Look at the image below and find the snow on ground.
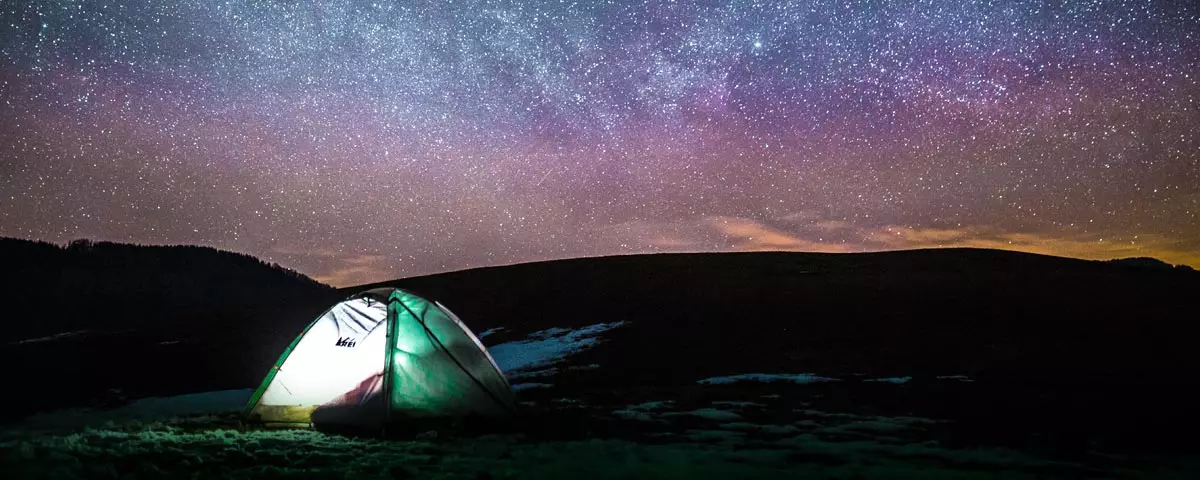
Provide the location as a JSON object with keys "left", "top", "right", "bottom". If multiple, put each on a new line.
{"left": 612, "top": 410, "right": 658, "bottom": 421}
{"left": 8, "top": 329, "right": 92, "bottom": 345}
{"left": 627, "top": 401, "right": 674, "bottom": 410}
{"left": 511, "top": 383, "right": 553, "bottom": 392}
{"left": 16, "top": 389, "right": 252, "bottom": 430}
{"left": 506, "top": 366, "right": 560, "bottom": 380}
{"left": 489, "top": 321, "right": 627, "bottom": 375}
{"left": 664, "top": 408, "right": 743, "bottom": 421}
{"left": 478, "top": 327, "right": 505, "bottom": 339}
{"left": 698, "top": 373, "right": 841, "bottom": 385}
{"left": 117, "top": 389, "right": 250, "bottom": 417}
{"left": 505, "top": 364, "right": 603, "bottom": 381}
{"left": 864, "top": 376, "right": 912, "bottom": 384}
{"left": 612, "top": 401, "right": 675, "bottom": 421}
{"left": 712, "top": 401, "right": 766, "bottom": 408}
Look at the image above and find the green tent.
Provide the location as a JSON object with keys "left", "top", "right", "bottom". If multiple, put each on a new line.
{"left": 243, "top": 288, "right": 516, "bottom": 429}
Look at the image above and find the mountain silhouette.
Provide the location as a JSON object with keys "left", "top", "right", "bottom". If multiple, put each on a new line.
{"left": 0, "top": 237, "right": 339, "bottom": 419}
{"left": 358, "top": 248, "right": 1199, "bottom": 385}
{"left": 2, "top": 239, "right": 1197, "bottom": 435}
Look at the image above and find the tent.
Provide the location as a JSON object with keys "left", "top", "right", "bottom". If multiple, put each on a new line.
{"left": 243, "top": 287, "right": 516, "bottom": 429}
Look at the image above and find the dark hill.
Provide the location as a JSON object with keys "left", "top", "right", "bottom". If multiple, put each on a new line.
{"left": 355, "top": 248, "right": 1200, "bottom": 454}
{"left": 0, "top": 237, "right": 334, "bottom": 341}
{"left": 0, "top": 237, "right": 339, "bottom": 419}
{"left": 356, "top": 248, "right": 1200, "bottom": 385}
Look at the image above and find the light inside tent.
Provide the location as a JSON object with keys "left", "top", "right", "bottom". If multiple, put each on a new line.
{"left": 254, "top": 298, "right": 387, "bottom": 409}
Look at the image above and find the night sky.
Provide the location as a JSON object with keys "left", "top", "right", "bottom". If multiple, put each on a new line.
{"left": 2, "top": 1, "right": 1197, "bottom": 286}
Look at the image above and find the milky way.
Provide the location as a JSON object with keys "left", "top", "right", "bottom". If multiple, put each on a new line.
{"left": 2, "top": 1, "right": 1198, "bottom": 285}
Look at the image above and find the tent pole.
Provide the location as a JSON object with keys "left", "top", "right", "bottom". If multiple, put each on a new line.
{"left": 393, "top": 297, "right": 518, "bottom": 415}
{"left": 381, "top": 295, "right": 399, "bottom": 436}
{"left": 241, "top": 303, "right": 337, "bottom": 424}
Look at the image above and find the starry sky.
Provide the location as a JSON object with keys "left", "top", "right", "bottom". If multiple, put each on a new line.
{"left": 2, "top": 0, "right": 1197, "bottom": 286}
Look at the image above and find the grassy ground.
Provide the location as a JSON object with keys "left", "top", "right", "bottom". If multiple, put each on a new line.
{"left": 4, "top": 387, "right": 1192, "bottom": 479}
{"left": 5, "top": 316, "right": 1198, "bottom": 479}
{"left": 0, "top": 416, "right": 1087, "bottom": 479}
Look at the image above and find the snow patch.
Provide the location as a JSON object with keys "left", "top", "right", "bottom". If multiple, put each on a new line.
{"left": 508, "top": 363, "right": 602, "bottom": 380}
{"left": 612, "top": 410, "right": 657, "bottom": 421}
{"left": 508, "top": 367, "right": 559, "bottom": 380}
{"left": 511, "top": 383, "right": 553, "bottom": 392}
{"left": 864, "top": 376, "right": 912, "bottom": 384}
{"left": 711, "top": 401, "right": 766, "bottom": 408}
{"left": 937, "top": 375, "right": 975, "bottom": 382}
{"left": 794, "top": 409, "right": 872, "bottom": 420}
{"left": 793, "top": 409, "right": 943, "bottom": 428}
{"left": 612, "top": 401, "right": 675, "bottom": 421}
{"left": 489, "top": 321, "right": 627, "bottom": 374}
{"left": 627, "top": 401, "right": 674, "bottom": 411}
{"left": 816, "top": 420, "right": 920, "bottom": 435}
{"left": 529, "top": 327, "right": 572, "bottom": 338}
{"left": 10, "top": 329, "right": 91, "bottom": 345}
{"left": 119, "top": 389, "right": 250, "bottom": 418}
{"left": 698, "top": 373, "right": 841, "bottom": 385}
{"left": 479, "top": 327, "right": 505, "bottom": 339}
{"left": 664, "top": 408, "right": 743, "bottom": 421}
{"left": 19, "top": 389, "right": 251, "bottom": 429}
{"left": 719, "top": 422, "right": 801, "bottom": 435}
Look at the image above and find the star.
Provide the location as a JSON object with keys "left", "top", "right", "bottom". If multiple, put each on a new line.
{"left": 0, "top": 0, "right": 1196, "bottom": 285}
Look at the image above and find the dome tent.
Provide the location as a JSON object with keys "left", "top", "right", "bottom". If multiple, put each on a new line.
{"left": 243, "top": 287, "right": 516, "bottom": 430}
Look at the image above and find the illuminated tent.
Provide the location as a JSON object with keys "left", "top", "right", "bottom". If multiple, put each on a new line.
{"left": 243, "top": 288, "right": 516, "bottom": 429}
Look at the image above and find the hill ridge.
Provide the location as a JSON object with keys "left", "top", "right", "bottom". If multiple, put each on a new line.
{"left": 346, "top": 246, "right": 1196, "bottom": 293}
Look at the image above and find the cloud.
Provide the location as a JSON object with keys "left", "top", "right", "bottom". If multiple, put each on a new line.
{"left": 865, "top": 226, "right": 1200, "bottom": 267}
{"left": 598, "top": 214, "right": 1200, "bottom": 269}
{"left": 593, "top": 219, "right": 709, "bottom": 250}
{"left": 267, "top": 243, "right": 392, "bottom": 287}
{"left": 703, "top": 216, "right": 856, "bottom": 252}
{"left": 309, "top": 254, "right": 391, "bottom": 287}
{"left": 811, "top": 220, "right": 854, "bottom": 232}
{"left": 777, "top": 211, "right": 823, "bottom": 223}
{"left": 863, "top": 225, "right": 986, "bottom": 248}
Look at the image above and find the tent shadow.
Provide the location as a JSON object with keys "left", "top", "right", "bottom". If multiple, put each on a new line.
{"left": 310, "top": 399, "right": 521, "bottom": 440}
{"left": 309, "top": 403, "right": 609, "bottom": 442}
{"left": 309, "top": 400, "right": 387, "bottom": 437}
